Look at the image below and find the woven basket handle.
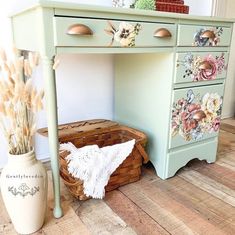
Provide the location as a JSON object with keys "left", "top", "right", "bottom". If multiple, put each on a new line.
{"left": 136, "top": 143, "right": 149, "bottom": 164}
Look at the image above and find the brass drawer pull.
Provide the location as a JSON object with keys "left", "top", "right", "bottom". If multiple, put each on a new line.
{"left": 154, "top": 28, "right": 172, "bottom": 38}
{"left": 200, "top": 30, "right": 216, "bottom": 40}
{"left": 66, "top": 24, "right": 93, "bottom": 36}
{"left": 199, "top": 61, "right": 212, "bottom": 70}
{"left": 193, "top": 110, "right": 206, "bottom": 121}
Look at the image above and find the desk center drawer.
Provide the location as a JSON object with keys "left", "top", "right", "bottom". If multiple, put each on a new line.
{"left": 53, "top": 17, "right": 176, "bottom": 47}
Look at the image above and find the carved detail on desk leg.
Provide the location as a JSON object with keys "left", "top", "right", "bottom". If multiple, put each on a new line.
{"left": 42, "top": 56, "right": 63, "bottom": 218}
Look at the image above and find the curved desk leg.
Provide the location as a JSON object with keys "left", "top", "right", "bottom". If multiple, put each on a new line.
{"left": 42, "top": 56, "right": 63, "bottom": 218}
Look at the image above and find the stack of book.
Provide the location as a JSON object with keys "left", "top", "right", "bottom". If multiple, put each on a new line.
{"left": 156, "top": 0, "right": 189, "bottom": 14}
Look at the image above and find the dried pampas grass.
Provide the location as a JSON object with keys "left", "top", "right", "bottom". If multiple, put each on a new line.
{"left": 0, "top": 48, "right": 43, "bottom": 155}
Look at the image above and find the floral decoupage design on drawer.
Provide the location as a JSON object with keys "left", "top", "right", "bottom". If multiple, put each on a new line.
{"left": 177, "top": 52, "right": 227, "bottom": 82}
{"left": 171, "top": 90, "right": 223, "bottom": 141}
{"left": 193, "top": 27, "right": 223, "bottom": 46}
{"left": 105, "top": 21, "right": 141, "bottom": 47}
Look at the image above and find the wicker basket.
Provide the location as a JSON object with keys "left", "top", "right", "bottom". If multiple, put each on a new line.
{"left": 38, "top": 119, "right": 149, "bottom": 200}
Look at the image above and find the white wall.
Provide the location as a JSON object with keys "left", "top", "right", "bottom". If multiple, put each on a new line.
{"left": 213, "top": 0, "right": 235, "bottom": 118}
{"left": 35, "top": 54, "right": 114, "bottom": 161}
{"left": 0, "top": 0, "right": 219, "bottom": 167}
{"left": 185, "top": 0, "right": 213, "bottom": 16}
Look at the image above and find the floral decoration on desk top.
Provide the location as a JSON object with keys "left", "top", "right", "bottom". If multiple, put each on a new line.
{"left": 171, "top": 90, "right": 223, "bottom": 141}
{"left": 193, "top": 27, "right": 223, "bottom": 47}
{"left": 177, "top": 52, "right": 227, "bottom": 82}
{"left": 105, "top": 21, "right": 141, "bottom": 47}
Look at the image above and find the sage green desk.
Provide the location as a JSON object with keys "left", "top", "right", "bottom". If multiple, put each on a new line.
{"left": 11, "top": 1, "right": 234, "bottom": 218}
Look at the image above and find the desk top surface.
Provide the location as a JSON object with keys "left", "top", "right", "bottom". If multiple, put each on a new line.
{"left": 11, "top": 0, "right": 235, "bottom": 23}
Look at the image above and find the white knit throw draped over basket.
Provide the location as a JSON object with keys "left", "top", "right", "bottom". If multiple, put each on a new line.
{"left": 60, "top": 139, "right": 135, "bottom": 199}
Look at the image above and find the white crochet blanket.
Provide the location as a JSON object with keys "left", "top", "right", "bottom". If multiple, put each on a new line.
{"left": 60, "top": 139, "right": 135, "bottom": 199}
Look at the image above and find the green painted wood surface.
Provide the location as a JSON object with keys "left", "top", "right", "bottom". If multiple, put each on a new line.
{"left": 36, "top": 8, "right": 62, "bottom": 218}
{"left": 54, "top": 17, "right": 176, "bottom": 47}
{"left": 175, "top": 51, "right": 229, "bottom": 84}
{"left": 55, "top": 47, "right": 174, "bottom": 54}
{"left": 173, "top": 79, "right": 225, "bottom": 89}
{"left": 12, "top": 8, "right": 40, "bottom": 51}
{"left": 166, "top": 138, "right": 218, "bottom": 178}
{"left": 177, "top": 24, "right": 232, "bottom": 47}
{"left": 176, "top": 46, "right": 230, "bottom": 53}
{"left": 42, "top": 57, "right": 62, "bottom": 218}
{"left": 114, "top": 53, "right": 175, "bottom": 179}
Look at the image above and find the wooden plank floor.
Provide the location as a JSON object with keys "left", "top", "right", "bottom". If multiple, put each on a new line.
{"left": 1, "top": 119, "right": 235, "bottom": 235}
{"left": 220, "top": 118, "right": 235, "bottom": 134}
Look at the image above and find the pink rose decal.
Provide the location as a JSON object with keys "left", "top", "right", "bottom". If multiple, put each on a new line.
{"left": 177, "top": 52, "right": 227, "bottom": 82}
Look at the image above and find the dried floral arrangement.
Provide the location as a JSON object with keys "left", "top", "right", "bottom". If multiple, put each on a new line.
{"left": 0, "top": 48, "right": 44, "bottom": 155}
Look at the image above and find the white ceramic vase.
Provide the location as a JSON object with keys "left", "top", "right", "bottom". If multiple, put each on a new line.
{"left": 0, "top": 149, "right": 48, "bottom": 234}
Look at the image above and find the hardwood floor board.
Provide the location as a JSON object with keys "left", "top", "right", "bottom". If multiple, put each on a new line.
{"left": 72, "top": 198, "right": 137, "bottom": 235}
{"left": 40, "top": 173, "right": 90, "bottom": 235}
{"left": 120, "top": 184, "right": 194, "bottom": 235}
{"left": 215, "top": 219, "right": 235, "bottom": 235}
{"left": 105, "top": 190, "right": 169, "bottom": 235}
{"left": 223, "top": 153, "right": 235, "bottom": 162}
{"left": 220, "top": 118, "right": 235, "bottom": 134}
{"left": 147, "top": 177, "right": 233, "bottom": 234}
{"left": 0, "top": 189, "right": 17, "bottom": 235}
{"left": 42, "top": 200, "right": 90, "bottom": 235}
{"left": 217, "top": 130, "right": 235, "bottom": 156}
{"left": 179, "top": 169, "right": 235, "bottom": 207}
{"left": 0, "top": 201, "right": 11, "bottom": 228}
{"left": 144, "top": 174, "right": 235, "bottom": 234}
{"left": 216, "top": 160, "right": 235, "bottom": 172}
{"left": 216, "top": 153, "right": 235, "bottom": 170}
{"left": 119, "top": 176, "right": 226, "bottom": 235}
{"left": 217, "top": 153, "right": 235, "bottom": 170}
{"left": 0, "top": 224, "right": 17, "bottom": 235}
{"left": 192, "top": 163, "right": 235, "bottom": 190}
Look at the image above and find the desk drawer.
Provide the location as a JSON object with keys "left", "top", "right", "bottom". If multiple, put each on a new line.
{"left": 170, "top": 84, "right": 224, "bottom": 149}
{"left": 175, "top": 51, "right": 228, "bottom": 84}
{"left": 178, "top": 24, "right": 232, "bottom": 47}
{"left": 54, "top": 17, "right": 176, "bottom": 47}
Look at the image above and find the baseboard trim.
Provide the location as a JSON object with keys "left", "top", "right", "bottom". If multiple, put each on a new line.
{"left": 222, "top": 114, "right": 235, "bottom": 119}
{"left": 40, "top": 157, "right": 51, "bottom": 163}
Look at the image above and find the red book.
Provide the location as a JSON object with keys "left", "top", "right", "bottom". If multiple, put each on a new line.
{"left": 157, "top": 0, "right": 184, "bottom": 4}
{"left": 156, "top": 2, "right": 189, "bottom": 14}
